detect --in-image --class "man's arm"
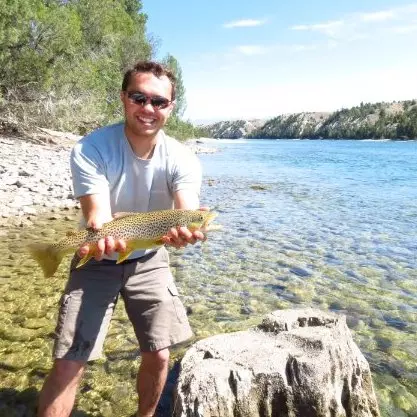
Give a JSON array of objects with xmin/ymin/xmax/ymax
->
[{"xmin": 173, "ymin": 188, "xmax": 199, "ymax": 210}]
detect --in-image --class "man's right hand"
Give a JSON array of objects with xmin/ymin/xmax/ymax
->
[{"xmin": 77, "ymin": 219, "xmax": 127, "ymax": 261}]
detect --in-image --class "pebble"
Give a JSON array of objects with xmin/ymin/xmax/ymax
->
[{"xmin": 0, "ymin": 135, "xmax": 78, "ymax": 225}]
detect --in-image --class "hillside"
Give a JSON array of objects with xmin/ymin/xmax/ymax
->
[
  {"xmin": 203, "ymin": 100, "xmax": 417, "ymax": 140},
  {"xmin": 202, "ymin": 119, "xmax": 265, "ymax": 139}
]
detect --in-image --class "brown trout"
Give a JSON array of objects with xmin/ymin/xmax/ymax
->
[{"xmin": 28, "ymin": 209, "xmax": 218, "ymax": 278}]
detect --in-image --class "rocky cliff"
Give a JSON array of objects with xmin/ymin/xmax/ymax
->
[
  {"xmin": 203, "ymin": 99, "xmax": 417, "ymax": 140},
  {"xmin": 202, "ymin": 119, "xmax": 266, "ymax": 139}
]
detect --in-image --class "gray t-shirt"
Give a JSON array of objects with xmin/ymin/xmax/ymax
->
[{"xmin": 70, "ymin": 122, "xmax": 202, "ymax": 259}]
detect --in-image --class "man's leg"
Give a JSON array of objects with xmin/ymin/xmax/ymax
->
[
  {"xmin": 121, "ymin": 248, "xmax": 193, "ymax": 416},
  {"xmin": 37, "ymin": 359, "xmax": 86, "ymax": 417},
  {"xmin": 39, "ymin": 258, "xmax": 122, "ymax": 416},
  {"xmin": 136, "ymin": 348, "xmax": 170, "ymax": 417}
]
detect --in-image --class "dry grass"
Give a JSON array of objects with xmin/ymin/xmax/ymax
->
[{"xmin": 0, "ymin": 90, "xmax": 122, "ymax": 137}]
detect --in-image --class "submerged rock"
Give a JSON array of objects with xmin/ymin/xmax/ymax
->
[{"xmin": 173, "ymin": 308, "xmax": 380, "ymax": 417}]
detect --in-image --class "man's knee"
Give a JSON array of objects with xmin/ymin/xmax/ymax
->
[
  {"xmin": 140, "ymin": 348, "xmax": 170, "ymax": 370},
  {"xmin": 49, "ymin": 359, "xmax": 86, "ymax": 385}
]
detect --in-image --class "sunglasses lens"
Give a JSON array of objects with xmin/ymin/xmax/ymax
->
[
  {"xmin": 129, "ymin": 93, "xmax": 147, "ymax": 106},
  {"xmin": 151, "ymin": 97, "xmax": 170, "ymax": 109},
  {"xmin": 128, "ymin": 92, "xmax": 170, "ymax": 109}
]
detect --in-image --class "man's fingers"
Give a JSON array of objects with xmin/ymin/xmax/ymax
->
[
  {"xmin": 86, "ymin": 220, "xmax": 103, "ymax": 231},
  {"xmin": 162, "ymin": 225, "xmax": 208, "ymax": 249},
  {"xmin": 104, "ymin": 236, "xmax": 115, "ymax": 256},
  {"xmin": 161, "ymin": 235, "xmax": 171, "ymax": 245},
  {"xmin": 115, "ymin": 239, "xmax": 127, "ymax": 253},
  {"xmin": 77, "ymin": 244, "xmax": 90, "ymax": 258},
  {"xmin": 95, "ymin": 238, "xmax": 105, "ymax": 260},
  {"xmin": 78, "ymin": 237, "xmax": 125, "ymax": 262},
  {"xmin": 162, "ymin": 228, "xmax": 188, "ymax": 249},
  {"xmin": 192, "ymin": 230, "xmax": 206, "ymax": 242},
  {"xmin": 178, "ymin": 227, "xmax": 196, "ymax": 244},
  {"xmin": 168, "ymin": 227, "xmax": 179, "ymax": 239}
]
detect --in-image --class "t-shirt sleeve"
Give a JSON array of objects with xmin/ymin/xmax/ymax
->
[
  {"xmin": 171, "ymin": 148, "xmax": 202, "ymax": 196},
  {"xmin": 70, "ymin": 141, "xmax": 109, "ymax": 199}
]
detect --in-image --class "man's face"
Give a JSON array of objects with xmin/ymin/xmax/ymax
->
[{"xmin": 121, "ymin": 72, "xmax": 174, "ymax": 140}]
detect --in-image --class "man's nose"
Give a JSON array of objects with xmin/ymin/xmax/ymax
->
[{"xmin": 141, "ymin": 101, "xmax": 156, "ymax": 112}]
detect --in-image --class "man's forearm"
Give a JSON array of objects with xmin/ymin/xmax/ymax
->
[
  {"xmin": 173, "ymin": 189, "xmax": 200, "ymax": 210},
  {"xmin": 78, "ymin": 194, "xmax": 112, "ymax": 229}
]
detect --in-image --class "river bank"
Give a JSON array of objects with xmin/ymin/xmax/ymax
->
[
  {"xmin": 0, "ymin": 132, "xmax": 216, "ymax": 228},
  {"xmin": 0, "ymin": 132, "xmax": 79, "ymax": 228}
]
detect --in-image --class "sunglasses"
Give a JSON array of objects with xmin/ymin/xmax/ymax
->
[{"xmin": 127, "ymin": 91, "xmax": 172, "ymax": 110}]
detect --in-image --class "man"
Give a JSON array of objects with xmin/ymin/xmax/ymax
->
[{"xmin": 38, "ymin": 61, "xmax": 205, "ymax": 417}]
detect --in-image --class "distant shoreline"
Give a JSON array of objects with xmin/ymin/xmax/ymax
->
[
  {"xmin": 203, "ymin": 137, "xmax": 417, "ymax": 141},
  {"xmin": 201, "ymin": 99, "xmax": 417, "ymax": 140}
]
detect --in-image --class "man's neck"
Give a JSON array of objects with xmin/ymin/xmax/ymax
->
[{"xmin": 125, "ymin": 129, "xmax": 161, "ymax": 159}]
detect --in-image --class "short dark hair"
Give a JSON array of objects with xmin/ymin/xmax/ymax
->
[{"xmin": 122, "ymin": 61, "xmax": 176, "ymax": 100}]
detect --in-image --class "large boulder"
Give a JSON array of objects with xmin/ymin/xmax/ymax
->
[{"xmin": 172, "ymin": 309, "xmax": 380, "ymax": 417}]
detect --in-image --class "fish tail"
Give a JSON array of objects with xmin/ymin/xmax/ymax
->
[{"xmin": 28, "ymin": 243, "xmax": 65, "ymax": 278}]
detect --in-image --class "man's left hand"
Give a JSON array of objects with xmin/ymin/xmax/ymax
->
[{"xmin": 162, "ymin": 227, "xmax": 206, "ymax": 249}]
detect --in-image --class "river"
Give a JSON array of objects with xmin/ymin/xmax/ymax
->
[{"xmin": 0, "ymin": 138, "xmax": 416, "ymax": 416}]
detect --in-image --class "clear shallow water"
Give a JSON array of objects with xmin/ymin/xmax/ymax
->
[
  {"xmin": 0, "ymin": 139, "xmax": 416, "ymax": 416},
  {"xmin": 179, "ymin": 139, "xmax": 417, "ymax": 416}
]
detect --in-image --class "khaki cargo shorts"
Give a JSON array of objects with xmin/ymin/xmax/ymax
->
[{"xmin": 53, "ymin": 247, "xmax": 193, "ymax": 361}]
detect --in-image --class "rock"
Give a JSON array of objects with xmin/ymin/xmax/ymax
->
[
  {"xmin": 173, "ymin": 308, "xmax": 380, "ymax": 417},
  {"xmin": 186, "ymin": 140, "xmax": 218, "ymax": 154},
  {"xmin": 18, "ymin": 169, "xmax": 32, "ymax": 177},
  {"xmin": 23, "ymin": 206, "xmax": 37, "ymax": 215}
]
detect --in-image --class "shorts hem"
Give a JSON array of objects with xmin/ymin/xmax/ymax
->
[
  {"xmin": 53, "ymin": 349, "xmax": 102, "ymax": 362},
  {"xmin": 140, "ymin": 331, "xmax": 194, "ymax": 352}
]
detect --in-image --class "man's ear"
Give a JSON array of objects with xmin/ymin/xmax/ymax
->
[{"xmin": 120, "ymin": 91, "xmax": 125, "ymax": 103}]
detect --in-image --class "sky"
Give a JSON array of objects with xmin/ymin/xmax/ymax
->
[{"xmin": 142, "ymin": 1, "xmax": 417, "ymax": 123}]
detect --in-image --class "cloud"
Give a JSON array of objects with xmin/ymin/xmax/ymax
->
[
  {"xmin": 291, "ymin": 20, "xmax": 345, "ymax": 38},
  {"xmin": 235, "ymin": 45, "xmax": 269, "ymax": 55},
  {"xmin": 223, "ymin": 19, "xmax": 266, "ymax": 29},
  {"xmin": 390, "ymin": 23, "xmax": 417, "ymax": 33},
  {"xmin": 291, "ymin": 3, "xmax": 417, "ymax": 42},
  {"xmin": 291, "ymin": 44, "xmax": 318, "ymax": 52},
  {"xmin": 358, "ymin": 10, "xmax": 395, "ymax": 22},
  {"xmin": 234, "ymin": 42, "xmax": 318, "ymax": 56}
]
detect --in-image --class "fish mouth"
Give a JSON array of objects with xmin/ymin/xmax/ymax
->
[
  {"xmin": 201, "ymin": 211, "xmax": 219, "ymax": 231},
  {"xmin": 205, "ymin": 211, "xmax": 218, "ymax": 224}
]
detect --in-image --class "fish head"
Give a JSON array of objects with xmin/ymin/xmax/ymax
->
[{"xmin": 187, "ymin": 210, "xmax": 218, "ymax": 232}]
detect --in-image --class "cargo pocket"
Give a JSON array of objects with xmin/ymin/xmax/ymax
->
[
  {"xmin": 54, "ymin": 294, "xmax": 72, "ymax": 339},
  {"xmin": 168, "ymin": 283, "xmax": 187, "ymax": 323}
]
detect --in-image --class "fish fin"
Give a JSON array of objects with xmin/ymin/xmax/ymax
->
[
  {"xmin": 188, "ymin": 222, "xmax": 202, "ymax": 232},
  {"xmin": 75, "ymin": 244, "xmax": 98, "ymax": 268},
  {"xmin": 76, "ymin": 253, "xmax": 95, "ymax": 268},
  {"xmin": 116, "ymin": 249, "xmax": 134, "ymax": 264},
  {"xmin": 66, "ymin": 230, "xmax": 78, "ymax": 237},
  {"xmin": 203, "ymin": 224, "xmax": 223, "ymax": 232},
  {"xmin": 113, "ymin": 212, "xmax": 138, "ymax": 219},
  {"xmin": 27, "ymin": 243, "xmax": 65, "ymax": 278},
  {"xmin": 188, "ymin": 223, "xmax": 223, "ymax": 233},
  {"xmin": 116, "ymin": 239, "xmax": 164, "ymax": 264}
]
